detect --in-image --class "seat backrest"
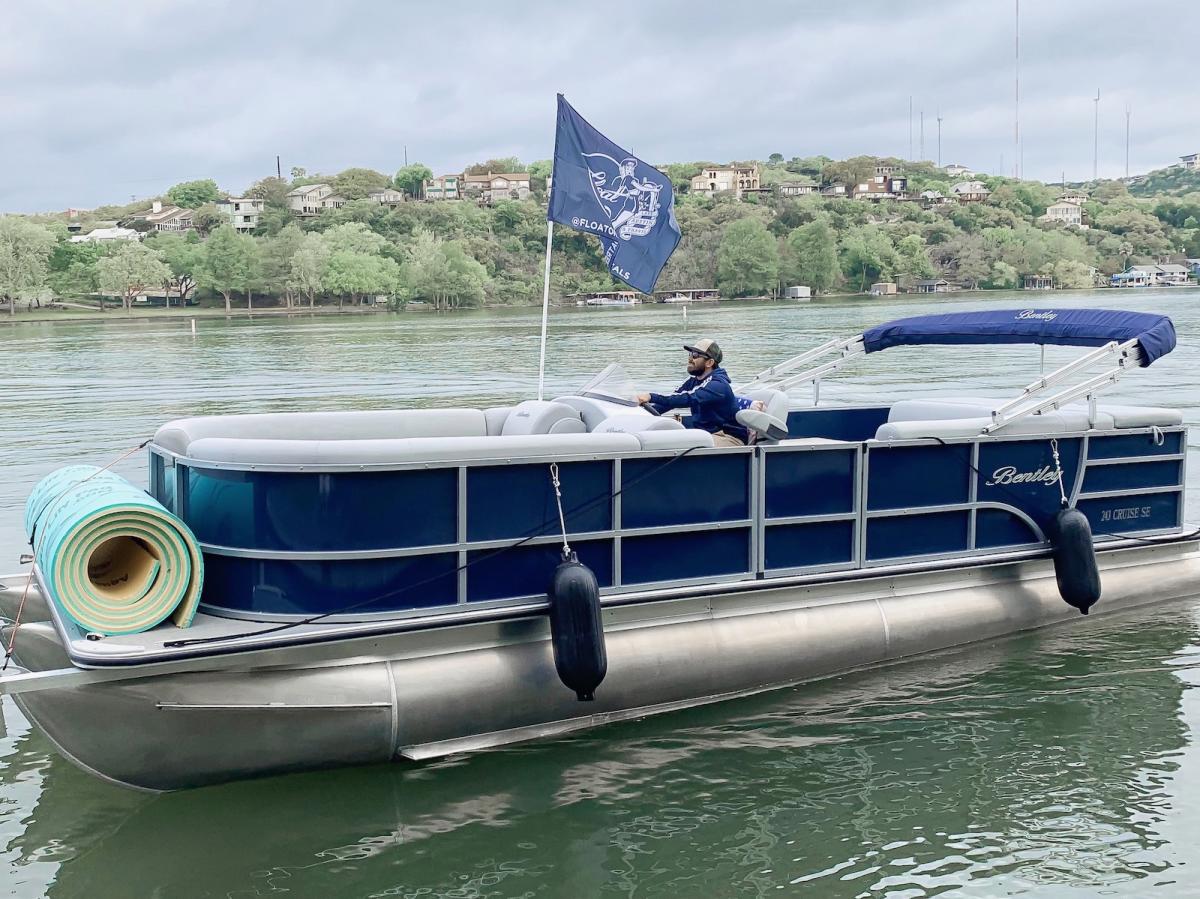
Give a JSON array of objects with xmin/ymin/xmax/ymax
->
[
  {"xmin": 554, "ymin": 395, "xmax": 638, "ymax": 431},
  {"xmin": 500, "ymin": 400, "xmax": 585, "ymax": 436},
  {"xmin": 739, "ymin": 388, "xmax": 790, "ymax": 421}
]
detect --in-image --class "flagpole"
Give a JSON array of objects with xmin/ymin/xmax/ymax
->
[{"xmin": 536, "ymin": 219, "xmax": 554, "ymax": 401}]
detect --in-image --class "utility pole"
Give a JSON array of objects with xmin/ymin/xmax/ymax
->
[
  {"xmin": 909, "ymin": 96, "xmax": 913, "ymax": 160},
  {"xmin": 1124, "ymin": 103, "xmax": 1131, "ymax": 179},
  {"xmin": 919, "ymin": 110, "xmax": 925, "ymax": 160},
  {"xmin": 404, "ymin": 145, "xmax": 408, "ymax": 167},
  {"xmin": 1093, "ymin": 88, "xmax": 1101, "ymax": 180},
  {"xmin": 276, "ymin": 155, "xmax": 282, "ymax": 180},
  {"xmin": 1014, "ymin": 0, "xmax": 1020, "ymax": 178},
  {"xmin": 936, "ymin": 109, "xmax": 943, "ymax": 167}
]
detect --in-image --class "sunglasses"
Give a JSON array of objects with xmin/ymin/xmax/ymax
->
[{"xmin": 688, "ymin": 351, "xmax": 711, "ymax": 360}]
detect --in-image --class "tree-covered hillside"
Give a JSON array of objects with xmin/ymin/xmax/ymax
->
[{"xmin": 3, "ymin": 155, "xmax": 1199, "ymax": 314}]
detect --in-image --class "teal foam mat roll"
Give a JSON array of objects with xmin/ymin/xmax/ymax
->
[{"xmin": 24, "ymin": 466, "xmax": 203, "ymax": 636}]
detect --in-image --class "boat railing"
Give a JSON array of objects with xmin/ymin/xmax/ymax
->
[
  {"xmin": 986, "ymin": 338, "xmax": 1143, "ymax": 434},
  {"xmin": 740, "ymin": 336, "xmax": 866, "ymax": 403}
]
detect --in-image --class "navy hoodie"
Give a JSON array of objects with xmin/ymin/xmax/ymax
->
[{"xmin": 648, "ymin": 366, "xmax": 748, "ymax": 443}]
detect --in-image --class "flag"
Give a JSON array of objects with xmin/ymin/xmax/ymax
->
[{"xmin": 547, "ymin": 95, "xmax": 681, "ymax": 294}]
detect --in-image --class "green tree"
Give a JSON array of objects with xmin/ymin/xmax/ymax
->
[
  {"xmin": 146, "ymin": 231, "xmax": 203, "ymax": 305},
  {"xmin": 465, "ymin": 157, "xmax": 524, "ymax": 175},
  {"xmin": 781, "ymin": 220, "xmax": 840, "ymax": 292},
  {"xmin": 245, "ymin": 176, "xmax": 291, "ymax": 209},
  {"xmin": 400, "ymin": 229, "xmax": 487, "ymax": 310},
  {"xmin": 323, "ymin": 221, "xmax": 389, "ymax": 255},
  {"xmin": 838, "ymin": 225, "xmax": 898, "ymax": 290},
  {"xmin": 895, "ymin": 234, "xmax": 935, "ymax": 279},
  {"xmin": 261, "ymin": 224, "xmax": 306, "ymax": 308},
  {"xmin": 717, "ymin": 218, "xmax": 779, "ymax": 296},
  {"xmin": 166, "ymin": 179, "xmax": 220, "ymax": 209},
  {"xmin": 197, "ymin": 225, "xmax": 256, "ymax": 312},
  {"xmin": 290, "ymin": 232, "xmax": 331, "ymax": 308},
  {"xmin": 0, "ymin": 217, "xmax": 56, "ymax": 314},
  {"xmin": 332, "ymin": 168, "xmax": 391, "ymax": 200},
  {"xmin": 95, "ymin": 241, "xmax": 170, "ymax": 313},
  {"xmin": 191, "ymin": 203, "xmax": 226, "ymax": 236},
  {"xmin": 48, "ymin": 239, "xmax": 108, "ymax": 300},
  {"xmin": 1053, "ymin": 259, "xmax": 1094, "ymax": 289},
  {"xmin": 394, "ymin": 164, "xmax": 433, "ymax": 199},
  {"xmin": 323, "ymin": 251, "xmax": 401, "ymax": 308}
]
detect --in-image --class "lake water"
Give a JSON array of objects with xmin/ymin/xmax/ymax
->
[{"xmin": 3, "ymin": 290, "xmax": 1200, "ymax": 898}]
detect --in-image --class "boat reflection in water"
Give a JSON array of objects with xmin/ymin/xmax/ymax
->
[{"xmin": 8, "ymin": 599, "xmax": 1197, "ymax": 897}]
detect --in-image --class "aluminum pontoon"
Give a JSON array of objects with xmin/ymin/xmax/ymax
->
[{"xmin": 3, "ymin": 308, "xmax": 1197, "ymax": 791}]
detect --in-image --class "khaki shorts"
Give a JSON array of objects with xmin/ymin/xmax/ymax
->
[{"xmin": 711, "ymin": 431, "xmax": 746, "ymax": 448}]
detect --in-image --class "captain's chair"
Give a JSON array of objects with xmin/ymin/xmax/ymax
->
[{"xmin": 736, "ymin": 388, "xmax": 790, "ymax": 444}]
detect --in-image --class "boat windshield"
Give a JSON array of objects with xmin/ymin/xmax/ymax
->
[{"xmin": 576, "ymin": 363, "xmax": 640, "ymax": 406}]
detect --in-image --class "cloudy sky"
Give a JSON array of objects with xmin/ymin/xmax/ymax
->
[{"xmin": 3, "ymin": 0, "xmax": 1197, "ymax": 213}]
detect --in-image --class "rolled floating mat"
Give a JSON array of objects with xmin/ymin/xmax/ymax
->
[{"xmin": 24, "ymin": 465, "xmax": 203, "ymax": 636}]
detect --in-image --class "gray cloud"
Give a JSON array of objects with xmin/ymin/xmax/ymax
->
[{"xmin": 2, "ymin": 0, "xmax": 1197, "ymax": 212}]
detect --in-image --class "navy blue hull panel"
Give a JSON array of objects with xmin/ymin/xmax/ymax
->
[
  {"xmin": 622, "ymin": 454, "xmax": 750, "ymax": 528},
  {"xmin": 868, "ymin": 512, "xmax": 969, "ymax": 560},
  {"xmin": 1082, "ymin": 460, "xmax": 1182, "ymax": 493},
  {"xmin": 468, "ymin": 540, "xmax": 613, "ymax": 602},
  {"xmin": 201, "ymin": 552, "xmax": 459, "ymax": 615},
  {"xmin": 977, "ymin": 438, "xmax": 1081, "ymax": 532},
  {"xmin": 765, "ymin": 449, "xmax": 856, "ymax": 518},
  {"xmin": 1078, "ymin": 492, "xmax": 1180, "ymax": 536},
  {"xmin": 623, "ymin": 528, "xmax": 751, "ymax": 584},
  {"xmin": 765, "ymin": 520, "xmax": 854, "ymax": 569},
  {"xmin": 1088, "ymin": 431, "xmax": 1182, "ymax": 459},
  {"xmin": 868, "ymin": 444, "xmax": 971, "ymax": 510},
  {"xmin": 468, "ymin": 461, "xmax": 612, "ymax": 542},
  {"xmin": 185, "ymin": 467, "xmax": 458, "ymax": 552}
]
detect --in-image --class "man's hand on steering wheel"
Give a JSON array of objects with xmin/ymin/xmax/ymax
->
[{"xmin": 635, "ymin": 393, "xmax": 661, "ymax": 416}]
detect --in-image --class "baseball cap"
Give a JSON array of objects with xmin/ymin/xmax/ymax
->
[{"xmin": 683, "ymin": 338, "xmax": 722, "ymax": 365}]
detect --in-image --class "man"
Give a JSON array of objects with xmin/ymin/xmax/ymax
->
[{"xmin": 636, "ymin": 338, "xmax": 749, "ymax": 447}]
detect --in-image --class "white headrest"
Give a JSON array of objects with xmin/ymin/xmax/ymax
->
[{"xmin": 501, "ymin": 400, "xmax": 584, "ymax": 436}]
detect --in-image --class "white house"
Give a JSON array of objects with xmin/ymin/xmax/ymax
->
[
  {"xmin": 367, "ymin": 187, "xmax": 406, "ymax": 205},
  {"xmin": 1180, "ymin": 153, "xmax": 1199, "ymax": 170},
  {"xmin": 287, "ymin": 183, "xmax": 337, "ymax": 215},
  {"xmin": 424, "ymin": 175, "xmax": 460, "ymax": 200},
  {"xmin": 943, "ymin": 163, "xmax": 973, "ymax": 177},
  {"xmin": 1040, "ymin": 200, "xmax": 1084, "ymax": 227},
  {"xmin": 217, "ymin": 197, "xmax": 264, "ymax": 232},
  {"xmin": 69, "ymin": 226, "xmax": 141, "ymax": 243}
]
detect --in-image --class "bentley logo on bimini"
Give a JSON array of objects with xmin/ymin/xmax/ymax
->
[
  {"xmin": 1016, "ymin": 310, "xmax": 1058, "ymax": 321},
  {"xmin": 583, "ymin": 153, "xmax": 662, "ymax": 241},
  {"xmin": 985, "ymin": 465, "xmax": 1061, "ymax": 487}
]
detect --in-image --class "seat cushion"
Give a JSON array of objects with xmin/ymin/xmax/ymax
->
[
  {"xmin": 154, "ymin": 409, "xmax": 489, "ymax": 456},
  {"xmin": 1097, "ymin": 404, "xmax": 1183, "ymax": 428},
  {"xmin": 876, "ymin": 408, "xmax": 1110, "ymax": 441},
  {"xmin": 593, "ymin": 413, "xmax": 684, "ymax": 434}
]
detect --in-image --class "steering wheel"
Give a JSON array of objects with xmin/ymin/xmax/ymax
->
[{"xmin": 639, "ymin": 401, "xmax": 661, "ymax": 417}]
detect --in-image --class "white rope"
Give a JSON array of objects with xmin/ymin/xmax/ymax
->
[
  {"xmin": 1050, "ymin": 438, "xmax": 1068, "ymax": 508},
  {"xmin": 549, "ymin": 463, "xmax": 571, "ymax": 558}
]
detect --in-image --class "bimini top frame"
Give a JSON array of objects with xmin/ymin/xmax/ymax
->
[{"xmin": 742, "ymin": 308, "xmax": 1177, "ymax": 430}]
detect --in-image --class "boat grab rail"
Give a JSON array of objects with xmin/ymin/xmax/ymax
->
[
  {"xmin": 986, "ymin": 338, "xmax": 1144, "ymax": 433},
  {"xmin": 740, "ymin": 336, "xmax": 867, "ymax": 400}
]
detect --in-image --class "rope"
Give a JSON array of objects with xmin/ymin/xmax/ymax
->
[
  {"xmin": 549, "ymin": 463, "xmax": 572, "ymax": 559},
  {"xmin": 3, "ymin": 438, "xmax": 154, "ymax": 672},
  {"xmin": 164, "ymin": 445, "xmax": 705, "ymax": 649},
  {"xmin": 1050, "ymin": 438, "xmax": 1068, "ymax": 508}
]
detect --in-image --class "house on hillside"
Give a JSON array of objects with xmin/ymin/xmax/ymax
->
[
  {"xmin": 853, "ymin": 172, "xmax": 908, "ymax": 201},
  {"xmin": 69, "ymin": 226, "xmax": 141, "ymax": 243},
  {"xmin": 1179, "ymin": 153, "xmax": 1199, "ymax": 170},
  {"xmin": 461, "ymin": 172, "xmax": 532, "ymax": 202},
  {"xmin": 951, "ymin": 180, "xmax": 991, "ymax": 202},
  {"xmin": 690, "ymin": 165, "xmax": 760, "ymax": 198},
  {"xmin": 919, "ymin": 190, "xmax": 951, "ymax": 207},
  {"xmin": 424, "ymin": 175, "xmax": 460, "ymax": 200},
  {"xmin": 287, "ymin": 183, "xmax": 340, "ymax": 216},
  {"xmin": 943, "ymin": 163, "xmax": 973, "ymax": 177},
  {"xmin": 1040, "ymin": 200, "xmax": 1085, "ymax": 227},
  {"xmin": 130, "ymin": 201, "xmax": 193, "ymax": 232},
  {"xmin": 821, "ymin": 183, "xmax": 847, "ymax": 197},
  {"xmin": 217, "ymin": 197, "xmax": 264, "ymax": 232},
  {"xmin": 367, "ymin": 187, "xmax": 406, "ymax": 205},
  {"xmin": 1023, "ymin": 274, "xmax": 1054, "ymax": 290},
  {"xmin": 778, "ymin": 180, "xmax": 819, "ymax": 196},
  {"xmin": 1060, "ymin": 191, "xmax": 1088, "ymax": 206}
]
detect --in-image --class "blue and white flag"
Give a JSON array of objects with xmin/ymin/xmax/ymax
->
[{"xmin": 548, "ymin": 95, "xmax": 681, "ymax": 294}]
